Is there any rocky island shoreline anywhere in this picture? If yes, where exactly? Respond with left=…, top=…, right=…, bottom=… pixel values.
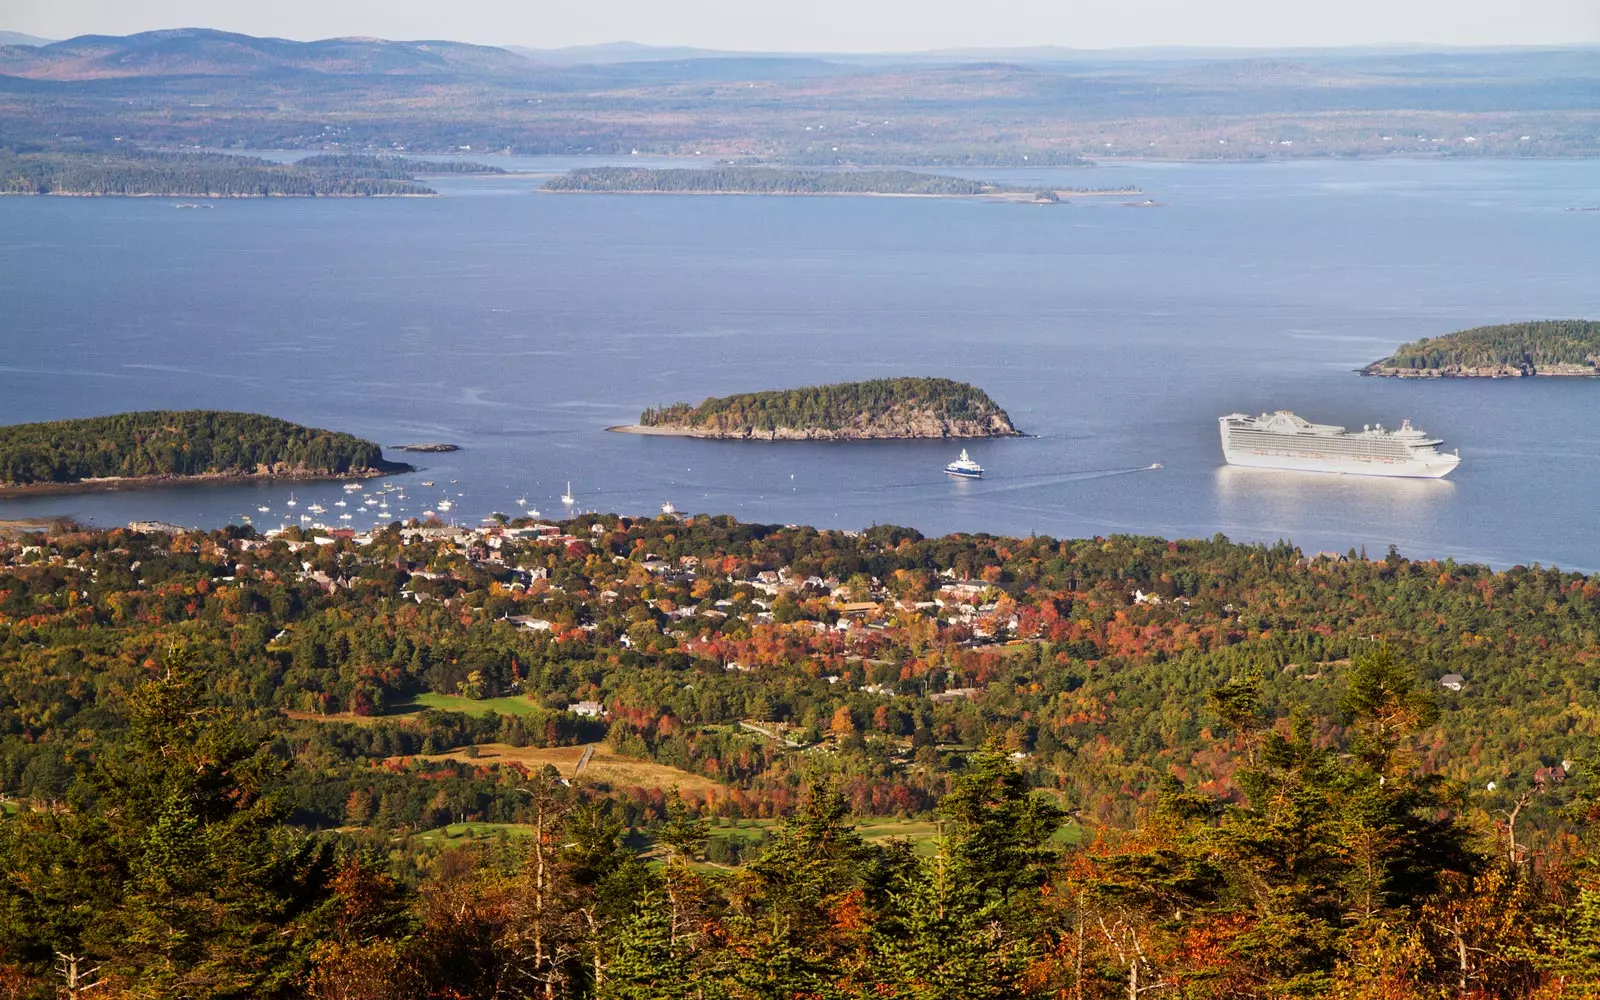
left=610, top=377, right=1021, bottom=440
left=1361, top=320, right=1600, bottom=378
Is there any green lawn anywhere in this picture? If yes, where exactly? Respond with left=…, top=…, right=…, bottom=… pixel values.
left=402, top=692, right=548, bottom=718
left=416, top=813, right=1079, bottom=856
left=413, top=821, right=536, bottom=844
left=699, top=814, right=1082, bottom=858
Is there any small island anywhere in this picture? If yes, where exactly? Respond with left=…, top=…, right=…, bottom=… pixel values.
left=610, top=377, right=1022, bottom=440
left=1362, top=320, right=1600, bottom=378
left=0, top=410, right=411, bottom=496
left=0, top=151, right=504, bottom=198
left=395, top=442, right=461, bottom=453
left=542, top=166, right=1137, bottom=201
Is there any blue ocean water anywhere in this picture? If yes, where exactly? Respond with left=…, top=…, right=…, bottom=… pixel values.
left=1, top=157, right=1597, bottom=568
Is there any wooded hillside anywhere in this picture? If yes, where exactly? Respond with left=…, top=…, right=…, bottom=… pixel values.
left=1366, top=320, right=1600, bottom=375
left=0, top=410, right=395, bottom=484
left=638, top=377, right=1021, bottom=438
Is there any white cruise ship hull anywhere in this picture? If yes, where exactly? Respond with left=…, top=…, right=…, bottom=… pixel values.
left=1219, top=412, right=1461, bottom=479
left=1220, top=447, right=1459, bottom=478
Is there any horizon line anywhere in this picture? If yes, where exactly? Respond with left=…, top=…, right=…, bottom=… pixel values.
left=8, top=27, right=1600, bottom=58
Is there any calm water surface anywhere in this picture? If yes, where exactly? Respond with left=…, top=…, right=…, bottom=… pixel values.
left=1, top=157, right=1597, bottom=568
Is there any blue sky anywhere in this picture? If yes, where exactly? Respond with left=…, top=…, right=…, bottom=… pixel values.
left=8, top=0, right=1600, bottom=51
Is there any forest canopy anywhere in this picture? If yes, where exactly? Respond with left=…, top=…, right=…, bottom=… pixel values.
left=1365, top=320, right=1600, bottom=375
left=0, top=410, right=399, bottom=485
left=3, top=514, right=1600, bottom=997
left=637, top=377, right=1021, bottom=438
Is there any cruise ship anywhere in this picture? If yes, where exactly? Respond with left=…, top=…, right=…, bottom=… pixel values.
left=944, top=449, right=984, bottom=479
left=1219, top=411, right=1461, bottom=478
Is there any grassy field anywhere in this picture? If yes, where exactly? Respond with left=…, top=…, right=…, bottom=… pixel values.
left=416, top=811, right=1083, bottom=859
left=701, top=814, right=1079, bottom=856
left=393, top=742, right=723, bottom=795
left=413, top=822, right=535, bottom=845
left=405, top=693, right=548, bottom=717
left=284, top=692, right=548, bottom=725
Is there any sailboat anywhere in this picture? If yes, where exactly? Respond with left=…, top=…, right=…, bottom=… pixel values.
left=561, top=482, right=575, bottom=506
left=285, top=493, right=298, bottom=507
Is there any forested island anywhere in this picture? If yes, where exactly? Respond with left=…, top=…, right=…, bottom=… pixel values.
left=0, top=410, right=408, bottom=494
left=543, top=166, right=1135, bottom=200
left=3, top=513, right=1600, bottom=996
left=1363, top=319, right=1600, bottom=377
left=615, top=377, right=1022, bottom=439
left=0, top=150, right=502, bottom=197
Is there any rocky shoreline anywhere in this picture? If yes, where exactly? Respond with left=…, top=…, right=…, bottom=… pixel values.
left=0, top=465, right=411, bottom=499
left=608, top=421, right=1021, bottom=441
left=1360, top=362, right=1599, bottom=378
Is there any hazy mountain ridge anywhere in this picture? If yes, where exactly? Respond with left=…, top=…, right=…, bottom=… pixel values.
left=0, top=28, right=1594, bottom=161
left=0, top=31, right=52, bottom=47
left=0, top=27, right=542, bottom=80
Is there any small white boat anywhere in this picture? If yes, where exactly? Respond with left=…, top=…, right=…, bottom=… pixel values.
left=435, top=499, right=453, bottom=511
left=339, top=513, right=353, bottom=521
left=285, top=493, right=299, bottom=507
left=334, top=500, right=347, bottom=507
left=516, top=497, right=528, bottom=506
left=528, top=508, right=541, bottom=518
left=343, top=482, right=362, bottom=492
left=661, top=501, right=677, bottom=515
left=257, top=505, right=270, bottom=513
left=561, top=482, right=575, bottom=506
left=307, top=503, right=326, bottom=514
left=364, top=498, right=378, bottom=506
left=421, top=480, right=434, bottom=487
left=944, top=449, right=984, bottom=479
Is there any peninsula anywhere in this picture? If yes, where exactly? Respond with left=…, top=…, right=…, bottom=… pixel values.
left=610, top=377, right=1022, bottom=440
left=0, top=410, right=411, bottom=496
left=0, top=151, right=503, bottom=198
left=542, top=166, right=1135, bottom=201
left=1362, top=320, right=1600, bottom=378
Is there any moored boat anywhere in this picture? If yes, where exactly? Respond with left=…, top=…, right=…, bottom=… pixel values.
left=944, top=449, right=984, bottom=479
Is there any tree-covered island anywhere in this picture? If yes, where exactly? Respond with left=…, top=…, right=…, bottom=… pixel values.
left=0, top=150, right=503, bottom=198
left=1362, top=320, right=1600, bottom=377
left=613, top=377, right=1022, bottom=439
left=543, top=166, right=1136, bottom=200
left=0, top=410, right=410, bottom=494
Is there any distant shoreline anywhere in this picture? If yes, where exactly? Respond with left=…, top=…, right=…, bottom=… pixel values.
left=543, top=188, right=1138, bottom=201
left=606, top=424, right=1021, bottom=440
left=0, top=191, right=436, bottom=199
left=0, top=466, right=411, bottom=499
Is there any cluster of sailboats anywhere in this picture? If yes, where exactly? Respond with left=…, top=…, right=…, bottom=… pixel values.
left=232, top=474, right=698, bottom=531
left=240, top=479, right=468, bottom=530
left=236, top=454, right=1013, bottom=531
